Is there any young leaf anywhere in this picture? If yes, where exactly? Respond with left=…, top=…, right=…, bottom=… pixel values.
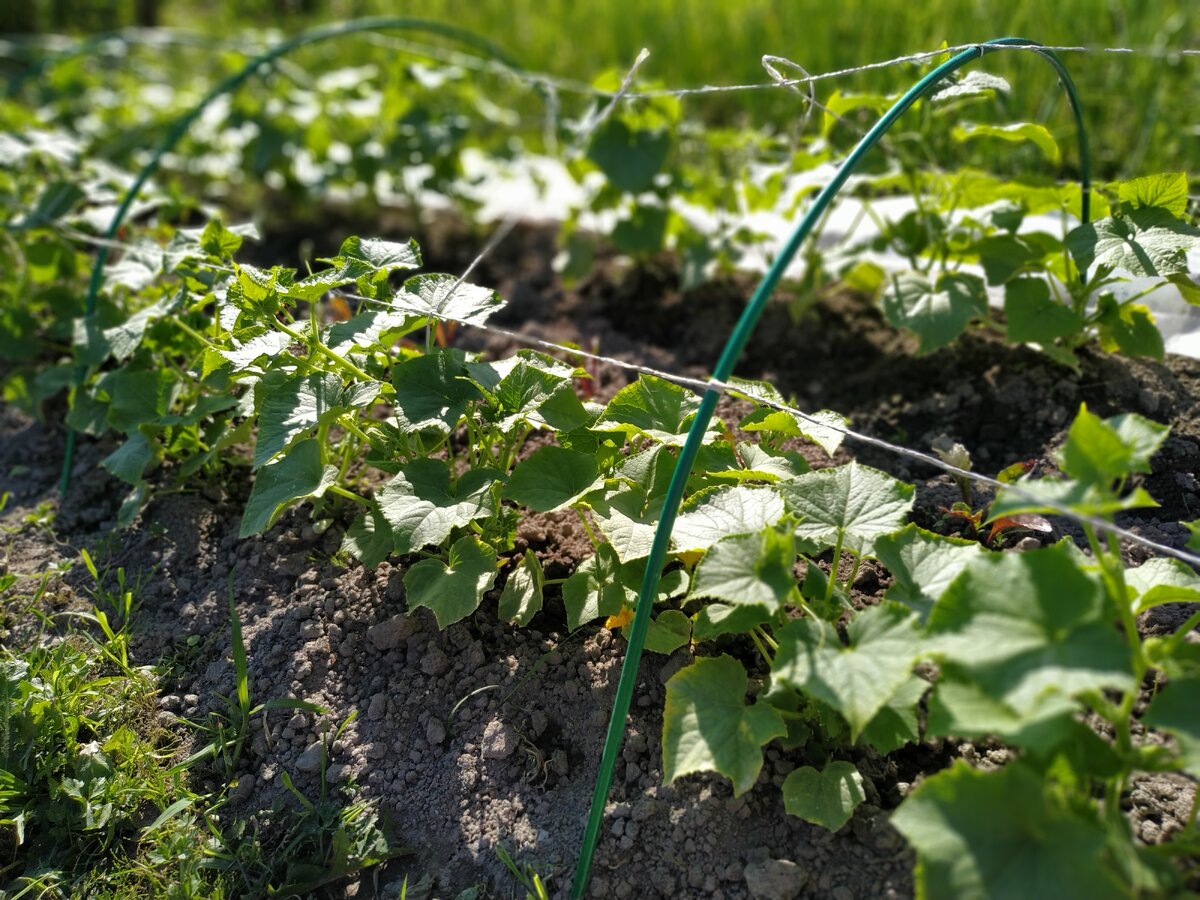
left=781, top=761, right=865, bottom=831
left=254, top=371, right=345, bottom=468
left=672, top=485, right=786, bottom=553
left=1003, top=278, right=1083, bottom=344
left=342, top=506, right=393, bottom=568
left=990, top=477, right=1158, bottom=520
left=404, top=536, right=498, bottom=628
left=925, top=545, right=1134, bottom=717
left=952, top=122, right=1061, bottom=164
left=561, top=543, right=630, bottom=629
left=391, top=349, right=481, bottom=434
left=504, top=446, right=601, bottom=512
left=729, top=378, right=846, bottom=456
left=638, top=609, right=692, bottom=654
left=690, top=527, right=796, bottom=639
left=779, top=461, right=914, bottom=558
left=597, top=375, right=702, bottom=444
left=1095, top=297, right=1164, bottom=360
left=1126, top=557, right=1200, bottom=613
left=1067, top=208, right=1200, bottom=278
left=1143, top=678, right=1200, bottom=778
left=498, top=550, right=544, bottom=626
left=376, top=458, right=500, bottom=554
left=100, top=431, right=156, bottom=485
left=772, top=602, right=922, bottom=738
left=881, top=272, right=987, bottom=354
left=892, top=761, right=1123, bottom=900
left=926, top=666, right=1078, bottom=750
left=587, top=117, right=671, bottom=194
left=240, top=439, right=336, bottom=537
left=662, top=655, right=786, bottom=796
left=392, top=273, right=503, bottom=325
left=1115, top=172, right=1189, bottom=216
left=97, top=368, right=178, bottom=433
left=858, top=675, right=927, bottom=754
left=1058, top=404, right=1169, bottom=486
left=873, top=525, right=982, bottom=622
left=590, top=485, right=659, bottom=563
left=329, top=236, right=421, bottom=280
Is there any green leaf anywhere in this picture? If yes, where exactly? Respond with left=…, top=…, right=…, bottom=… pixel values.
left=391, top=349, right=481, bottom=434
left=97, top=368, right=177, bottom=432
left=1058, top=404, right=1169, bottom=485
left=925, top=545, right=1135, bottom=717
left=586, top=117, right=671, bottom=193
left=953, top=121, right=1061, bottom=164
left=662, top=655, right=786, bottom=796
left=773, top=602, right=922, bottom=738
left=1003, top=278, right=1083, bottom=344
left=611, top=204, right=669, bottom=255
left=641, top=609, right=692, bottom=654
left=1143, top=678, right=1200, bottom=778
left=858, top=675, right=927, bottom=754
left=504, top=446, right=601, bottom=512
left=498, top=550, right=543, bottom=627
left=100, top=431, right=155, bottom=485
left=329, top=236, right=421, bottom=281
left=377, top=458, right=500, bottom=554
left=342, top=506, right=393, bottom=568
left=1116, top=172, right=1189, bottom=216
left=881, top=272, right=988, bottom=354
left=781, top=761, right=865, bottom=831
left=729, top=378, right=846, bottom=455
left=254, top=371, right=345, bottom=468
left=973, top=234, right=1042, bottom=285
left=780, top=461, right=914, bottom=558
left=597, top=375, right=702, bottom=444
left=672, top=485, right=786, bottom=553
left=590, top=485, right=659, bottom=563
left=240, top=440, right=336, bottom=537
left=704, top=442, right=809, bottom=484
left=989, top=478, right=1158, bottom=520
left=926, top=667, right=1079, bottom=750
left=1095, top=298, right=1164, bottom=360
left=892, top=761, right=1124, bottom=900
left=103, top=289, right=186, bottom=364
left=403, top=536, right=498, bottom=628
left=690, top=527, right=796, bottom=639
left=561, top=543, right=629, bottom=629
left=12, top=180, right=85, bottom=229
left=1126, top=557, right=1200, bottom=613
left=874, top=525, right=982, bottom=622
left=200, top=219, right=246, bottom=257
left=392, top=274, right=503, bottom=325
left=931, top=70, right=1009, bottom=103
left=1067, top=208, right=1200, bottom=277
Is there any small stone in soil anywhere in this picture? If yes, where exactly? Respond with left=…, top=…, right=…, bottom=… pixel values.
left=743, top=857, right=809, bottom=900
left=480, top=719, right=517, bottom=759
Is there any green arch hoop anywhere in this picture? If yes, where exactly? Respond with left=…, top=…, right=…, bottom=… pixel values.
left=570, top=36, right=1091, bottom=899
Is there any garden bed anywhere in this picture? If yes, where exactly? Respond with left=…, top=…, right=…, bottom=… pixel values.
left=3, top=221, right=1198, bottom=898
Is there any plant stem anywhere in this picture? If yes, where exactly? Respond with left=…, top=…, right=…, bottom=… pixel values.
left=576, top=508, right=602, bottom=551
left=824, top=534, right=844, bottom=604
left=748, top=628, right=773, bottom=667
left=275, top=320, right=373, bottom=382
left=327, top=485, right=371, bottom=507
left=172, top=316, right=221, bottom=351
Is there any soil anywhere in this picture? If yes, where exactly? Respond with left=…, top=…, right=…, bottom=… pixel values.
left=2, top=220, right=1199, bottom=899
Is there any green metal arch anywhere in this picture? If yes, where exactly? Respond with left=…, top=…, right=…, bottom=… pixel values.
left=570, top=36, right=1091, bottom=899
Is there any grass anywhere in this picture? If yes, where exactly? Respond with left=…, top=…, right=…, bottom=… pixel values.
left=147, top=0, right=1200, bottom=178
left=0, top=553, right=406, bottom=899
